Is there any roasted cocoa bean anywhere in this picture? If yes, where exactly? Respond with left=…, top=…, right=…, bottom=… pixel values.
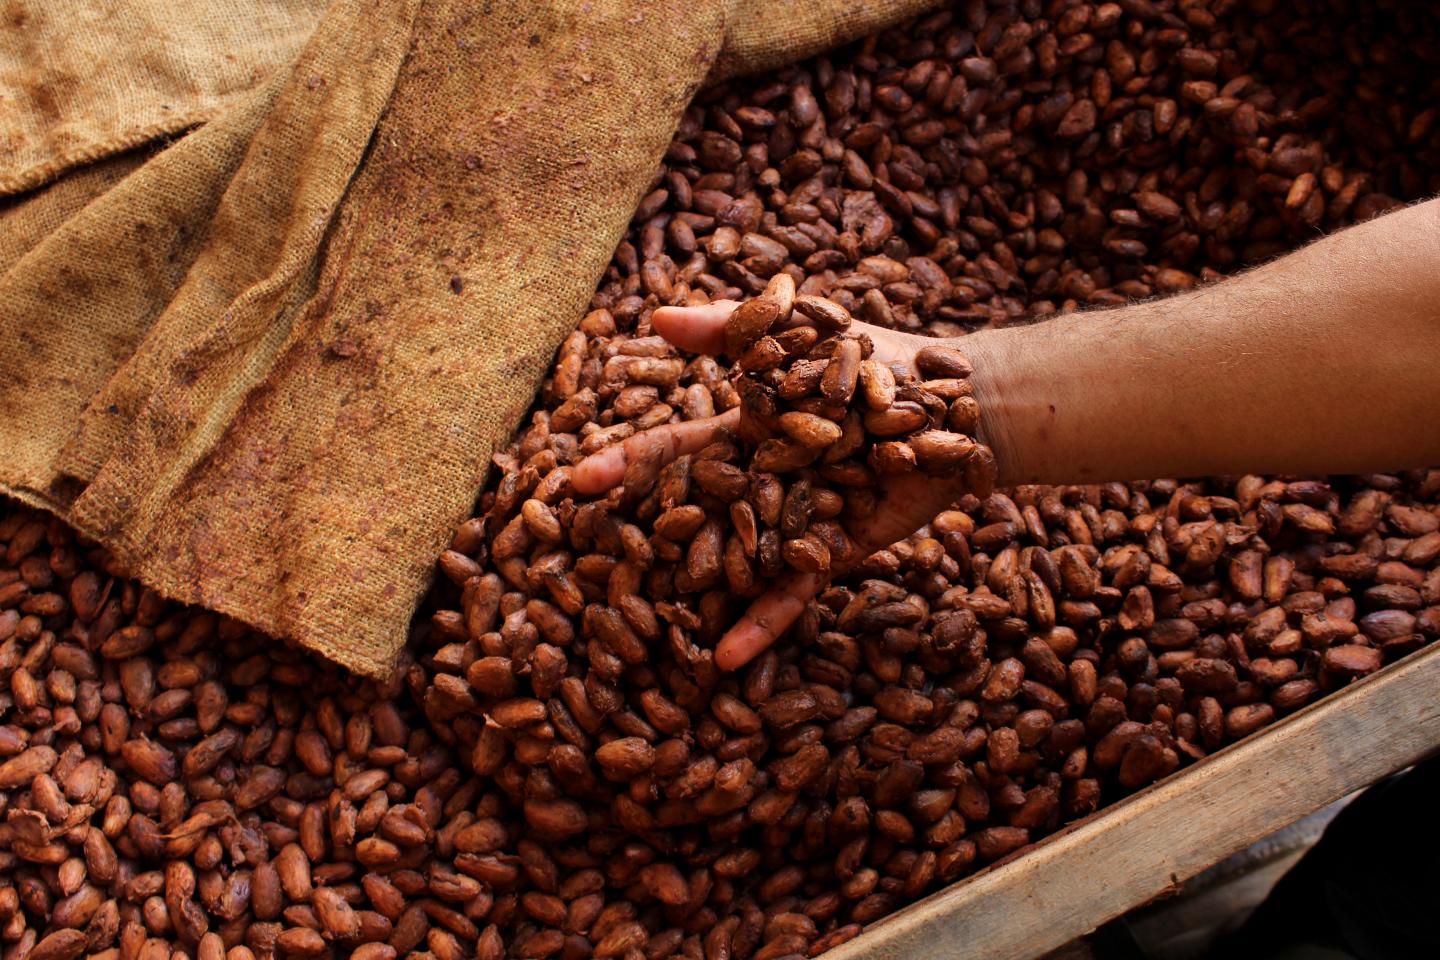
left=3, top=5, right=1438, bottom=957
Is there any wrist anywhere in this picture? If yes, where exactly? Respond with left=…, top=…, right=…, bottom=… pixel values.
left=950, top=328, right=1032, bottom=487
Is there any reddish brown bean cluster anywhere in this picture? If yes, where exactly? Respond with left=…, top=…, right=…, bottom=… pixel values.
left=713, top=276, right=999, bottom=580
left=2, top=2, right=1439, bottom=959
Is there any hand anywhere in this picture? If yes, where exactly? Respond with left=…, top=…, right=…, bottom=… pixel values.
left=572, top=300, right=996, bottom=671
left=572, top=197, right=1440, bottom=671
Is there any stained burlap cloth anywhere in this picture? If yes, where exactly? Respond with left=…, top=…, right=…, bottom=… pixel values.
left=0, top=0, right=940, bottom=676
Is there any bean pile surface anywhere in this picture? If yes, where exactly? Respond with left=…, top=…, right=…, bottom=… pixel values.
left=3, top=2, right=1439, bottom=959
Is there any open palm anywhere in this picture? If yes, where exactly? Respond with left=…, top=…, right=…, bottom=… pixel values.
left=572, top=301, right=982, bottom=670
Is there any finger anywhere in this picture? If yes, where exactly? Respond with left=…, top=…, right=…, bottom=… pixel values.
left=715, top=571, right=823, bottom=671
left=651, top=300, right=738, bottom=355
left=572, top=408, right=740, bottom=495
left=846, top=472, right=966, bottom=557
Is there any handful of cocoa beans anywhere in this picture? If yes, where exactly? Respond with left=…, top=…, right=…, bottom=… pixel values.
left=721, top=274, right=998, bottom=578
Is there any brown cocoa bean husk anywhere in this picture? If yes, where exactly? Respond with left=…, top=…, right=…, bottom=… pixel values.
left=862, top=401, right=927, bottom=437
left=725, top=298, right=784, bottom=356
left=913, top=345, right=974, bottom=379
left=946, top=396, right=981, bottom=435
left=964, top=444, right=999, bottom=499
left=777, top=358, right=829, bottom=400
left=870, top=441, right=918, bottom=476
left=777, top=412, right=843, bottom=449
left=595, top=737, right=656, bottom=777
left=523, top=798, right=587, bottom=837
left=819, top=338, right=862, bottom=406
left=858, top=358, right=897, bottom=411
left=119, top=739, right=176, bottom=786
left=30, top=930, right=87, bottom=960
left=793, top=294, right=853, bottom=332
left=737, top=336, right=788, bottom=373
left=1225, top=703, right=1277, bottom=739
left=752, top=438, right=820, bottom=473
left=824, top=411, right=866, bottom=463
left=1322, top=644, right=1383, bottom=676
left=909, top=430, right=977, bottom=472
left=781, top=536, right=831, bottom=575
left=774, top=325, right=819, bottom=358
left=0, top=745, right=57, bottom=787
left=923, top=378, right=973, bottom=402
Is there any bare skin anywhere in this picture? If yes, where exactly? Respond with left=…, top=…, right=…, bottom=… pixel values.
left=573, top=197, right=1440, bottom=670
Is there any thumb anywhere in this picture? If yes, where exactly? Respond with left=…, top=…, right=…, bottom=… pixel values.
left=651, top=300, right=737, bottom=355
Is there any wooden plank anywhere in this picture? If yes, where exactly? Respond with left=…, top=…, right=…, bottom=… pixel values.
left=826, top=643, right=1440, bottom=960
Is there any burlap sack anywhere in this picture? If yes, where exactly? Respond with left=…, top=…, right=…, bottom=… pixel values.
left=0, top=0, right=328, bottom=195
left=0, top=0, right=940, bottom=677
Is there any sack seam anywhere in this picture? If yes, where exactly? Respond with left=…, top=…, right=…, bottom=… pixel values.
left=0, top=111, right=218, bottom=199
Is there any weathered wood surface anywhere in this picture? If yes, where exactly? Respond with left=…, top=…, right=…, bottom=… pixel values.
left=828, top=643, right=1440, bottom=960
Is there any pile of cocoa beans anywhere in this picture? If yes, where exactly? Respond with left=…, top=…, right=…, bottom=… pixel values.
left=710, top=274, right=999, bottom=580
left=3, top=2, right=1440, bottom=959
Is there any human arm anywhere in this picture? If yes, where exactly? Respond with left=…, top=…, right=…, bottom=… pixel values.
left=967, top=195, right=1440, bottom=485
left=573, top=198, right=1440, bottom=668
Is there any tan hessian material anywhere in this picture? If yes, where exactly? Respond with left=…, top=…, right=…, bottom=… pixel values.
left=0, top=0, right=941, bottom=676
left=0, top=0, right=329, bottom=195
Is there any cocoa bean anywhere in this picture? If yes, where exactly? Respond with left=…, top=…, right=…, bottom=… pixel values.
left=2, top=5, right=1438, bottom=955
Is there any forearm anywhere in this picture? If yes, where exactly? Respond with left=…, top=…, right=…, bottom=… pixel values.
left=966, top=198, right=1440, bottom=485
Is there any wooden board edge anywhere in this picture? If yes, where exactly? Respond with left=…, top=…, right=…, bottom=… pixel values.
left=825, top=642, right=1440, bottom=960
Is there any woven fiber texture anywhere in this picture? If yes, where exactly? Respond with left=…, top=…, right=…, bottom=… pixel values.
left=0, top=0, right=329, bottom=195
left=0, top=0, right=940, bottom=677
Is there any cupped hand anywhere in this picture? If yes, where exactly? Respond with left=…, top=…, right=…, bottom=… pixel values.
left=572, top=300, right=985, bottom=670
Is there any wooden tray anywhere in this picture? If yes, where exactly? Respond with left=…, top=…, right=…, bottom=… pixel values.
left=827, top=643, right=1440, bottom=960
